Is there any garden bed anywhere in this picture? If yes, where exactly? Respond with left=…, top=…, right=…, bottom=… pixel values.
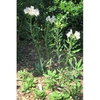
left=17, top=40, right=83, bottom=100
left=17, top=1, right=83, bottom=99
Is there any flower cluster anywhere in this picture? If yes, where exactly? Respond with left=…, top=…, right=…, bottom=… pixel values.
left=24, top=6, right=39, bottom=16
left=46, top=15, right=55, bottom=24
left=66, top=29, right=80, bottom=40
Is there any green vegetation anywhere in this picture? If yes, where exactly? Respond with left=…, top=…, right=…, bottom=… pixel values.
left=17, top=0, right=83, bottom=99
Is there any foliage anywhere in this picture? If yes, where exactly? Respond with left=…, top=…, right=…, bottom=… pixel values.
left=43, top=56, right=83, bottom=99
left=18, top=57, right=83, bottom=99
left=44, top=70, right=59, bottom=90
left=18, top=70, right=36, bottom=93
left=21, top=77, right=36, bottom=93
left=17, top=0, right=83, bottom=99
left=34, top=89, right=47, bottom=100
left=17, top=0, right=83, bottom=40
left=34, top=58, right=47, bottom=76
left=18, top=69, right=32, bottom=81
left=49, top=91, right=70, bottom=100
left=68, top=56, right=83, bottom=71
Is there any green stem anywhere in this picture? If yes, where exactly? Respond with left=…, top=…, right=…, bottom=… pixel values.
left=65, top=38, right=74, bottom=66
left=36, top=43, right=41, bottom=60
left=30, top=17, right=41, bottom=60
left=30, top=17, right=32, bottom=35
left=45, top=24, right=50, bottom=59
left=55, top=29, right=61, bottom=67
left=45, top=35, right=49, bottom=59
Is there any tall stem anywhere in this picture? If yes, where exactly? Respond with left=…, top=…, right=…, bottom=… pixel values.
left=45, top=24, right=50, bottom=59
left=55, top=29, right=61, bottom=67
left=30, top=17, right=32, bottom=35
left=65, top=38, right=73, bottom=66
left=30, top=17, right=41, bottom=60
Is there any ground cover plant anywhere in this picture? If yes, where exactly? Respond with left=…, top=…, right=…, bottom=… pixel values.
left=17, top=0, right=83, bottom=100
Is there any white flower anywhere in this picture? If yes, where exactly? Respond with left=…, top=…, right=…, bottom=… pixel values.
left=34, top=9, right=39, bottom=16
left=46, top=15, right=55, bottom=24
left=46, top=16, right=50, bottom=22
left=24, top=7, right=30, bottom=14
left=66, top=29, right=72, bottom=38
left=30, top=6, right=34, bottom=10
left=28, top=8, right=35, bottom=16
left=24, top=6, right=39, bottom=16
left=74, top=31, right=80, bottom=39
left=50, top=15, right=55, bottom=24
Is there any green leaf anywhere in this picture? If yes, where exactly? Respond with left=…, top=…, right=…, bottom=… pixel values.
left=76, top=81, right=81, bottom=87
left=63, top=92, right=70, bottom=99
left=69, top=58, right=74, bottom=69
left=77, top=59, right=83, bottom=68
left=72, top=49, right=81, bottom=54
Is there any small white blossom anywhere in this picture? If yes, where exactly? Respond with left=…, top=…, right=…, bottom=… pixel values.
left=34, top=9, right=39, bottom=16
left=24, top=7, right=30, bottom=14
left=24, top=6, right=39, bottom=16
left=66, top=29, right=72, bottom=38
left=46, top=16, right=50, bottom=21
left=50, top=15, right=55, bottom=24
left=28, top=8, right=35, bottom=16
left=30, top=6, right=34, bottom=10
left=74, top=31, right=80, bottom=39
left=46, top=15, right=55, bottom=24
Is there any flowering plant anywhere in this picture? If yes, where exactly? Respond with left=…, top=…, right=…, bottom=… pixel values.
left=64, top=29, right=81, bottom=65
left=23, top=5, right=82, bottom=70
left=18, top=1, right=83, bottom=99
left=45, top=15, right=63, bottom=66
left=24, top=6, right=42, bottom=59
left=42, top=15, right=56, bottom=59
